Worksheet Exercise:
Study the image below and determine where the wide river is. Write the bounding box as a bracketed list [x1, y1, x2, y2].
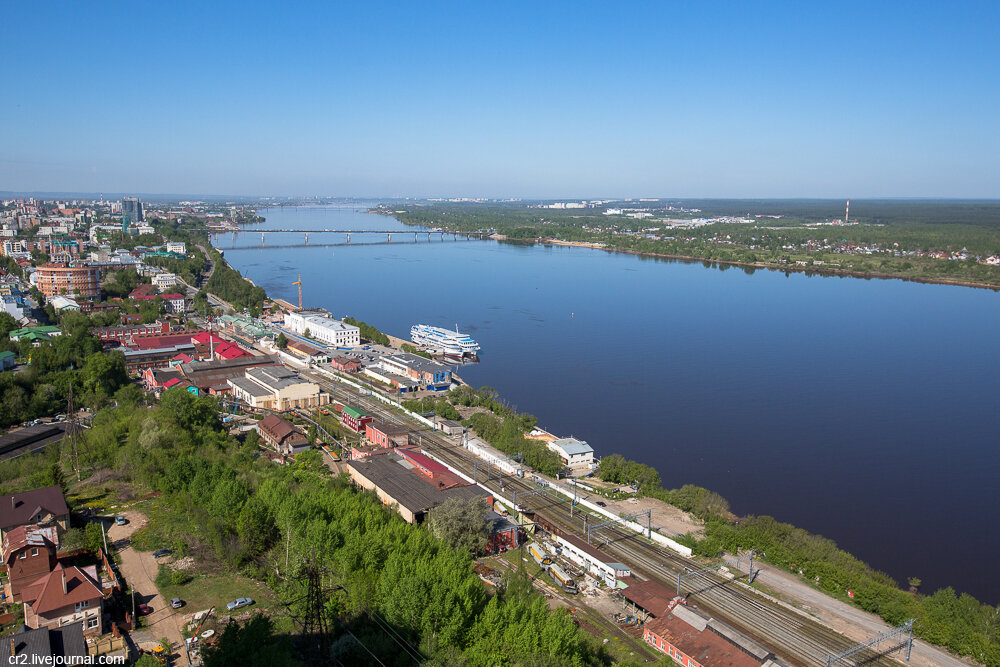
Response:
[215, 204, 1000, 603]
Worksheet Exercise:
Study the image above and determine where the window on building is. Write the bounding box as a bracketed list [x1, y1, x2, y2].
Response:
[87, 617, 98, 629]
[30, 548, 38, 557]
[75, 600, 89, 612]
[18, 551, 26, 559]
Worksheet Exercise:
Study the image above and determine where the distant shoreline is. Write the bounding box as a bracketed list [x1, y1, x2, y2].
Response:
[511, 235, 1000, 292]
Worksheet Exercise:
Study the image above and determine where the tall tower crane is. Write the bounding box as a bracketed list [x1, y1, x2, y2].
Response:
[292, 274, 302, 309]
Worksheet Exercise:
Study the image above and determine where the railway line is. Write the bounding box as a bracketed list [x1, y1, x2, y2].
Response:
[299, 369, 904, 666]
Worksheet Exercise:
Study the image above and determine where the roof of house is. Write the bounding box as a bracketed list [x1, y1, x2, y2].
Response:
[396, 448, 449, 475]
[258, 414, 306, 444]
[0, 486, 69, 531]
[172, 353, 194, 363]
[21, 563, 102, 615]
[2, 524, 58, 561]
[4, 624, 87, 664]
[0, 350, 14, 361]
[549, 437, 594, 456]
[619, 576, 679, 617]
[190, 332, 226, 346]
[366, 421, 411, 437]
[215, 342, 250, 360]
[330, 355, 361, 366]
[341, 406, 371, 420]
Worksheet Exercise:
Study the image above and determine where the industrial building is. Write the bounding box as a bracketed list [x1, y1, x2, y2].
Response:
[228, 365, 329, 411]
[465, 437, 524, 476]
[378, 353, 453, 391]
[283, 310, 360, 347]
[642, 602, 778, 667]
[257, 414, 310, 457]
[547, 437, 595, 467]
[347, 448, 489, 524]
[554, 533, 631, 587]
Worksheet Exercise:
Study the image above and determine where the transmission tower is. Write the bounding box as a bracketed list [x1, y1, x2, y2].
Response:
[294, 558, 331, 665]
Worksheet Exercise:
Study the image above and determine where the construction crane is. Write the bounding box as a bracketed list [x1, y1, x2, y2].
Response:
[292, 273, 302, 309]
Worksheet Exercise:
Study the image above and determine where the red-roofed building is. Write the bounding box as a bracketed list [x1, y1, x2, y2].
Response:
[128, 284, 156, 298]
[395, 448, 449, 476]
[214, 341, 251, 360]
[2, 525, 59, 602]
[191, 332, 226, 347]
[171, 352, 194, 365]
[22, 563, 103, 635]
[642, 604, 773, 667]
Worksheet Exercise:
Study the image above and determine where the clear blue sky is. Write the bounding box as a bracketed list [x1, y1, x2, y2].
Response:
[2, 2, 998, 198]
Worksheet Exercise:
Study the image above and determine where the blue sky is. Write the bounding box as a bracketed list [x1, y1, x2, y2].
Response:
[1, 2, 998, 198]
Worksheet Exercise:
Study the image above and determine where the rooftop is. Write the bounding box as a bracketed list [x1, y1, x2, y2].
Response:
[549, 437, 594, 456]
[348, 453, 487, 516]
[0, 486, 68, 530]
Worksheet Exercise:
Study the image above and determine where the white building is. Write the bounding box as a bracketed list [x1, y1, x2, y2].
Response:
[48, 295, 80, 312]
[165, 241, 186, 255]
[547, 437, 594, 467]
[153, 273, 178, 290]
[555, 534, 631, 587]
[465, 437, 525, 476]
[284, 310, 360, 347]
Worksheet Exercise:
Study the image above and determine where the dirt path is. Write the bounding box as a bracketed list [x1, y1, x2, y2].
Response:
[728, 560, 978, 667]
[107, 510, 188, 662]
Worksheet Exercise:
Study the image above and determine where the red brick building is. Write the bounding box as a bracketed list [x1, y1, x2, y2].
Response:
[641, 603, 774, 667]
[330, 355, 362, 373]
[340, 406, 373, 433]
[35, 264, 100, 299]
[2, 525, 59, 602]
[364, 421, 411, 449]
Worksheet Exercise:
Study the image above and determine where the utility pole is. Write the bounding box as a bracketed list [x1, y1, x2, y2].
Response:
[67, 384, 80, 481]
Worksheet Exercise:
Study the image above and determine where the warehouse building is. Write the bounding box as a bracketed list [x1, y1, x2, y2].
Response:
[228, 365, 329, 411]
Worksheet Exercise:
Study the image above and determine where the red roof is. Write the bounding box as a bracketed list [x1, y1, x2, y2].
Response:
[215, 342, 250, 359]
[162, 378, 182, 388]
[191, 332, 225, 346]
[172, 353, 194, 363]
[21, 563, 102, 615]
[395, 448, 449, 474]
[129, 333, 197, 350]
[129, 284, 156, 298]
[2, 525, 58, 563]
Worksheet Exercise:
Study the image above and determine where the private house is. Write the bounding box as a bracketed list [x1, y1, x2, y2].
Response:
[0, 486, 70, 540]
[22, 563, 103, 636]
[228, 366, 329, 411]
[547, 437, 595, 467]
[257, 414, 310, 456]
[0, 350, 15, 371]
[340, 406, 373, 433]
[5, 624, 88, 664]
[2, 525, 59, 602]
[330, 355, 362, 373]
[364, 421, 411, 449]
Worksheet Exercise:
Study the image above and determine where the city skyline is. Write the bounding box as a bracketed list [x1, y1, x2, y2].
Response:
[2, 2, 998, 198]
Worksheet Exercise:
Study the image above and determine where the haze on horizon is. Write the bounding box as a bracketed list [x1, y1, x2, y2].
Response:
[2, 2, 998, 199]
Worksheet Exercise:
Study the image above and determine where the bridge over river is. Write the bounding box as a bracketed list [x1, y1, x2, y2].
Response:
[206, 228, 490, 250]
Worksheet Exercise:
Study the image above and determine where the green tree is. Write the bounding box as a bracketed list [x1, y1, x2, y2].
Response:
[275, 332, 288, 349]
[237, 497, 277, 558]
[428, 497, 490, 554]
[202, 614, 297, 667]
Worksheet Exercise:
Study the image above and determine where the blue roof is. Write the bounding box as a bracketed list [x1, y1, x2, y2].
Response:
[550, 437, 593, 456]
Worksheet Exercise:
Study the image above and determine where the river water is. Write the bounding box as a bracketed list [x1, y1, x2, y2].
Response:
[215, 204, 1000, 603]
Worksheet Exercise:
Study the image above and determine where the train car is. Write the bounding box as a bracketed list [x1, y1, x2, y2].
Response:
[528, 543, 552, 569]
[548, 563, 578, 594]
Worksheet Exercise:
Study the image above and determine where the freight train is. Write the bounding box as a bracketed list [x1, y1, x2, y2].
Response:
[547, 563, 578, 594]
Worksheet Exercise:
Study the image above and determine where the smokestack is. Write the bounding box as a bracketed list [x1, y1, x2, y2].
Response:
[845, 199, 850, 224]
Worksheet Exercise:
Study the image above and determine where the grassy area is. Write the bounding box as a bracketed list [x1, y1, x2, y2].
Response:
[156, 569, 286, 635]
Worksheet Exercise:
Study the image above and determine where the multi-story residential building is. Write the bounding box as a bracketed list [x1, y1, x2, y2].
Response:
[283, 310, 360, 347]
[35, 264, 100, 299]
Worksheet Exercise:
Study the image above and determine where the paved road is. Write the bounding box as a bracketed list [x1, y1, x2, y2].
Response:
[107, 510, 187, 663]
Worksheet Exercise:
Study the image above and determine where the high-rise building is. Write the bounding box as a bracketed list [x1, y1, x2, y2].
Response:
[121, 197, 144, 234]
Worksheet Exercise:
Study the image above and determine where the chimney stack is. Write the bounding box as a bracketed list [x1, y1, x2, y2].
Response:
[61, 570, 67, 595]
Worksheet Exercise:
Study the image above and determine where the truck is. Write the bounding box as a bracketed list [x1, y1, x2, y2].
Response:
[528, 543, 552, 569]
[548, 563, 578, 594]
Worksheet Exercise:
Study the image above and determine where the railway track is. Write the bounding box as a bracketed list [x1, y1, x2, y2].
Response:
[301, 371, 902, 666]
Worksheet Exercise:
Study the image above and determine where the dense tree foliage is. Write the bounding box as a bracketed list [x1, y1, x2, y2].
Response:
[427, 496, 490, 554]
[46, 394, 608, 666]
[342, 317, 389, 346]
[0, 312, 129, 428]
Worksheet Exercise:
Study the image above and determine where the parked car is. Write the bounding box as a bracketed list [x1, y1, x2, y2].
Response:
[226, 597, 254, 611]
[138, 603, 152, 615]
[170, 598, 184, 609]
[595, 501, 607, 507]
[115, 516, 128, 526]
[152, 549, 172, 558]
